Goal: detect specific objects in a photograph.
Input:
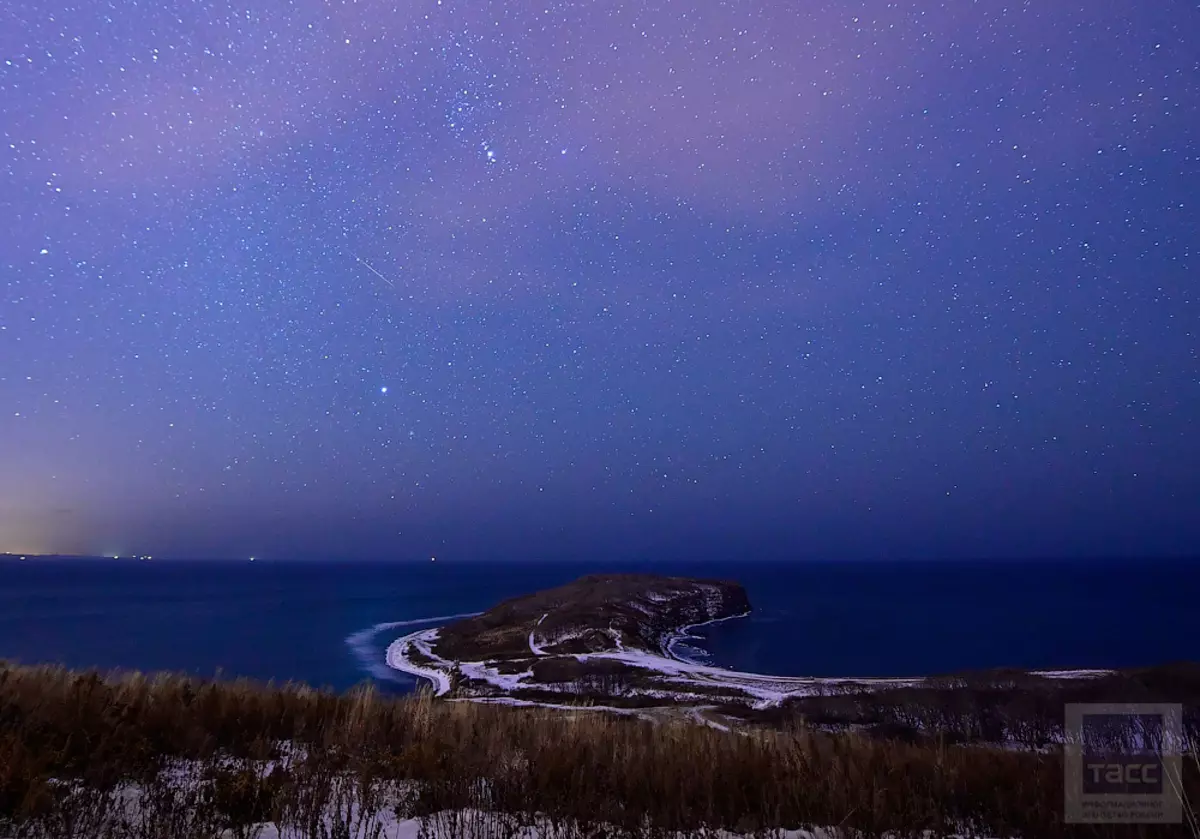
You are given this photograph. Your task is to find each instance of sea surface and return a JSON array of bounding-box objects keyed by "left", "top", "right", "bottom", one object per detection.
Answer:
[{"left": 1, "top": 557, "right": 1196, "bottom": 692}]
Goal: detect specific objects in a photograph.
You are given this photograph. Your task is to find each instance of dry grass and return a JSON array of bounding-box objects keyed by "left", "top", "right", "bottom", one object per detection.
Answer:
[{"left": 0, "top": 662, "right": 1196, "bottom": 838}]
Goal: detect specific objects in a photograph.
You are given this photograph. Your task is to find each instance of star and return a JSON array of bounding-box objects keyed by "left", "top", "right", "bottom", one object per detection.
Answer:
[{"left": 0, "top": 0, "right": 1192, "bottom": 562}]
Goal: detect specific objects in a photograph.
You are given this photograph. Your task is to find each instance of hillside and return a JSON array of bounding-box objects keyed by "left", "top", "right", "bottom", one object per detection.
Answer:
[
  {"left": 386, "top": 574, "right": 942, "bottom": 718},
  {"left": 9, "top": 661, "right": 1197, "bottom": 838},
  {"left": 434, "top": 572, "right": 751, "bottom": 661}
]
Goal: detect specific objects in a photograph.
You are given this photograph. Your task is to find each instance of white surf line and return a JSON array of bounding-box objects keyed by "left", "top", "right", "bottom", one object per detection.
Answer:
[
  {"left": 376, "top": 612, "right": 484, "bottom": 695},
  {"left": 386, "top": 628, "right": 454, "bottom": 695},
  {"left": 345, "top": 612, "right": 483, "bottom": 682},
  {"left": 348, "top": 612, "right": 485, "bottom": 643},
  {"left": 664, "top": 609, "right": 751, "bottom": 664},
  {"left": 528, "top": 613, "right": 548, "bottom": 657}
]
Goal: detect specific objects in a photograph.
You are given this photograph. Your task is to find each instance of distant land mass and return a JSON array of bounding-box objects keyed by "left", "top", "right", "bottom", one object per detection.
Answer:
[{"left": 1, "top": 553, "right": 156, "bottom": 560}]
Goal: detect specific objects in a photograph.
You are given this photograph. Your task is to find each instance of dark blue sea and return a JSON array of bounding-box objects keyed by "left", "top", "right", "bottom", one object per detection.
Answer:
[{"left": 1, "top": 557, "right": 1196, "bottom": 692}]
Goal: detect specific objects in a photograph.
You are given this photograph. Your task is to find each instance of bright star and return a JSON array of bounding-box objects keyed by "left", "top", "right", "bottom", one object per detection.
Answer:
[{"left": 380, "top": 386, "right": 388, "bottom": 394}]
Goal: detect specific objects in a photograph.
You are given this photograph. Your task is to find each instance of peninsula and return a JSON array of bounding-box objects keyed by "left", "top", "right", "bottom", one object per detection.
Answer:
[{"left": 385, "top": 573, "right": 933, "bottom": 722}]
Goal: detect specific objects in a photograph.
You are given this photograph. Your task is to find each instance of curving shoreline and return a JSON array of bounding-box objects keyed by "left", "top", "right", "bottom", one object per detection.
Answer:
[
  {"left": 347, "top": 612, "right": 484, "bottom": 683},
  {"left": 379, "top": 573, "right": 1117, "bottom": 718},
  {"left": 385, "top": 627, "right": 454, "bottom": 695},
  {"left": 384, "top": 611, "right": 1114, "bottom": 714},
  {"left": 663, "top": 608, "right": 752, "bottom": 665}
]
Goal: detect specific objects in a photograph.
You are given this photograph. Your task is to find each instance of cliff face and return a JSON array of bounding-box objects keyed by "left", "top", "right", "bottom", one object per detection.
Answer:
[{"left": 433, "top": 574, "right": 751, "bottom": 662}]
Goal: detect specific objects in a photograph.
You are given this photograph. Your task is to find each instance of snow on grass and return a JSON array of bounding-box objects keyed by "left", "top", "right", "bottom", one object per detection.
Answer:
[
  {"left": 388, "top": 612, "right": 930, "bottom": 710},
  {"left": 228, "top": 809, "right": 999, "bottom": 839},
  {"left": 455, "top": 696, "right": 660, "bottom": 722},
  {"left": 528, "top": 613, "right": 548, "bottom": 657},
  {"left": 1031, "top": 669, "right": 1112, "bottom": 679},
  {"left": 684, "top": 706, "right": 734, "bottom": 733},
  {"left": 531, "top": 627, "right": 590, "bottom": 652},
  {"left": 220, "top": 810, "right": 841, "bottom": 839},
  {"left": 458, "top": 659, "right": 534, "bottom": 692},
  {"left": 578, "top": 646, "right": 928, "bottom": 708},
  {"left": 605, "top": 626, "right": 626, "bottom": 651},
  {"left": 643, "top": 590, "right": 679, "bottom": 603},
  {"left": 380, "top": 608, "right": 1117, "bottom": 726},
  {"left": 37, "top": 746, "right": 877, "bottom": 839},
  {"left": 28, "top": 777, "right": 996, "bottom": 839}
]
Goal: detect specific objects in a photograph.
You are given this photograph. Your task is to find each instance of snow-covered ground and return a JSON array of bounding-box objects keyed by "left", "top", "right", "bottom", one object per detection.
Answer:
[
  {"left": 387, "top": 619, "right": 927, "bottom": 709},
  {"left": 528, "top": 613, "right": 548, "bottom": 657},
  {"left": 20, "top": 760, "right": 851, "bottom": 839},
  {"left": 14, "top": 749, "right": 1016, "bottom": 839},
  {"left": 1028, "top": 668, "right": 1113, "bottom": 679},
  {"left": 384, "top": 615, "right": 1113, "bottom": 716},
  {"left": 385, "top": 628, "right": 455, "bottom": 696},
  {"left": 13, "top": 808, "right": 997, "bottom": 839},
  {"left": 578, "top": 646, "right": 930, "bottom": 709},
  {"left": 232, "top": 815, "right": 847, "bottom": 839}
]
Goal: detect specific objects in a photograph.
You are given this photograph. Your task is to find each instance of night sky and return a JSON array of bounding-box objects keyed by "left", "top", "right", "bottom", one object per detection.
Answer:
[{"left": 1, "top": 1, "right": 1196, "bottom": 561}]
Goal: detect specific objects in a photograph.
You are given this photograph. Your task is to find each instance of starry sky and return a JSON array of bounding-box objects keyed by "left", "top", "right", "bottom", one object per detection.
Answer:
[{"left": 1, "top": 0, "right": 1197, "bottom": 561}]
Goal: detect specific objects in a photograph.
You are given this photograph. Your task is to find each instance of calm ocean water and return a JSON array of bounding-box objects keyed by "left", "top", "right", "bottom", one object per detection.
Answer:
[{"left": 1, "top": 557, "right": 1196, "bottom": 692}]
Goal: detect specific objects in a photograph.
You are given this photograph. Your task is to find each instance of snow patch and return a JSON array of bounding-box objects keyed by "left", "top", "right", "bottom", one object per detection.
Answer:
[
  {"left": 386, "top": 629, "right": 453, "bottom": 696},
  {"left": 528, "top": 613, "right": 548, "bottom": 657}
]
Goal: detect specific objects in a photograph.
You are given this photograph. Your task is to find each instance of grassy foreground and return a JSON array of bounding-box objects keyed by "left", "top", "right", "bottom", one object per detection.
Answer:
[{"left": 0, "top": 662, "right": 1196, "bottom": 838}]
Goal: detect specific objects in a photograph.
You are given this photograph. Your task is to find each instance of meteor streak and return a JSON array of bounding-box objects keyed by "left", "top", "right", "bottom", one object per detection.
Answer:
[{"left": 356, "top": 256, "right": 395, "bottom": 287}]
